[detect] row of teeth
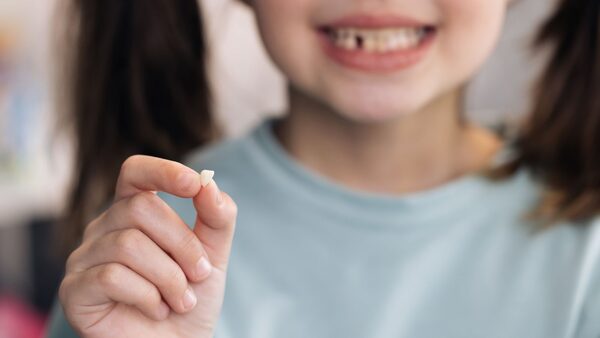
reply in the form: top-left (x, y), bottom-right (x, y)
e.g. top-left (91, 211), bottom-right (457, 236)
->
top-left (328, 28), bottom-right (429, 53)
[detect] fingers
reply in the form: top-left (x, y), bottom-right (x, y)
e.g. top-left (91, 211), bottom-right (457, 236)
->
top-left (68, 229), bottom-right (199, 314)
top-left (193, 180), bottom-right (238, 271)
top-left (115, 155), bottom-right (203, 201)
top-left (83, 192), bottom-right (212, 283)
top-left (60, 263), bottom-right (170, 322)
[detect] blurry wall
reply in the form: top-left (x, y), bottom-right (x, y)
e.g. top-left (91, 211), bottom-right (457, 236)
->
top-left (466, 0), bottom-right (552, 126)
top-left (0, 0), bottom-right (68, 302)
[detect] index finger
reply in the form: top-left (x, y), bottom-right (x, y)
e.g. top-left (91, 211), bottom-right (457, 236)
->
top-left (115, 155), bottom-right (202, 201)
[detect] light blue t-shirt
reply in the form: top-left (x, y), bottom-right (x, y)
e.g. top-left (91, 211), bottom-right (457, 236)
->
top-left (48, 119), bottom-right (600, 338)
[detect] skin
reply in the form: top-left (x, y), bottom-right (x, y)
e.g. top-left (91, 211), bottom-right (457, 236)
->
top-left (60, 1), bottom-right (509, 337)
top-left (60, 156), bottom-right (237, 337)
top-left (252, 0), bottom-right (507, 192)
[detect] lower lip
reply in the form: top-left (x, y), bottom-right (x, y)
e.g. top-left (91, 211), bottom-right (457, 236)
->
top-left (317, 29), bottom-right (436, 73)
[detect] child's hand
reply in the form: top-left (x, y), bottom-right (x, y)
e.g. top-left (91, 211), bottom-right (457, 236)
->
top-left (59, 155), bottom-right (237, 338)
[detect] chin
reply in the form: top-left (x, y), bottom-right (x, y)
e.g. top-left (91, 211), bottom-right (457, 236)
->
top-left (327, 91), bottom-right (427, 124)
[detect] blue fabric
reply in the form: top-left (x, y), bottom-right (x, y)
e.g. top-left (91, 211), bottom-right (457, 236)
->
top-left (47, 119), bottom-right (600, 338)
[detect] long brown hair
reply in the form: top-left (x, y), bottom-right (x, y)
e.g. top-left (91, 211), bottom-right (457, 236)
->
top-left (61, 0), bottom-right (215, 252)
top-left (499, 0), bottom-right (600, 223)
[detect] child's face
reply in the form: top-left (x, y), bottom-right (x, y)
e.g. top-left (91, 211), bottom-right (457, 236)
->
top-left (248, 0), bottom-right (509, 122)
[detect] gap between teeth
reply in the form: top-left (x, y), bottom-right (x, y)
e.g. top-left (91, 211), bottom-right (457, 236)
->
top-left (330, 28), bottom-right (427, 53)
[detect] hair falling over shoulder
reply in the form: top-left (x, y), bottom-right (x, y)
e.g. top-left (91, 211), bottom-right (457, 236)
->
top-left (61, 0), bottom-right (215, 252)
top-left (498, 0), bottom-right (600, 224)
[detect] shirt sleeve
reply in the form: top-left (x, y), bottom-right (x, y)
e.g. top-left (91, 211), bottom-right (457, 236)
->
top-left (45, 301), bottom-right (80, 338)
top-left (575, 220), bottom-right (600, 338)
top-left (576, 276), bottom-right (600, 337)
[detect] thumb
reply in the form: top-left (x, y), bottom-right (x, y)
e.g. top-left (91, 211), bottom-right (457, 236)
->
top-left (193, 171), bottom-right (238, 271)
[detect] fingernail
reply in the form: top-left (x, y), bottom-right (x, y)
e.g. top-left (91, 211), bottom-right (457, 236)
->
top-left (182, 287), bottom-right (197, 311)
top-left (213, 181), bottom-right (223, 205)
top-left (157, 301), bottom-right (170, 319)
top-left (195, 256), bottom-right (212, 280)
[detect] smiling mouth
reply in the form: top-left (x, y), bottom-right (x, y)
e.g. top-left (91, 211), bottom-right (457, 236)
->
top-left (319, 26), bottom-right (436, 54)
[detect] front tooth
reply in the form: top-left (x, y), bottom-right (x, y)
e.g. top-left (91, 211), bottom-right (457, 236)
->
top-left (334, 29), bottom-right (347, 47)
top-left (401, 30), bottom-right (414, 48)
top-left (363, 31), bottom-right (377, 52)
top-left (392, 31), bottom-right (405, 49)
top-left (405, 29), bottom-right (418, 46)
top-left (388, 35), bottom-right (399, 50)
top-left (382, 30), bottom-right (396, 52)
top-left (344, 29), bottom-right (358, 50)
top-left (376, 33), bottom-right (387, 53)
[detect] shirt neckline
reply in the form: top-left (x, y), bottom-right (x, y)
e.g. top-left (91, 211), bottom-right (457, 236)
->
top-left (247, 118), bottom-right (527, 229)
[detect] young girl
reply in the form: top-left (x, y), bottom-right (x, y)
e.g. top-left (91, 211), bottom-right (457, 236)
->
top-left (49, 0), bottom-right (600, 337)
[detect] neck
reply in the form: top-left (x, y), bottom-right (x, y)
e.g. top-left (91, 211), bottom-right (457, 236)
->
top-left (275, 86), bottom-right (501, 194)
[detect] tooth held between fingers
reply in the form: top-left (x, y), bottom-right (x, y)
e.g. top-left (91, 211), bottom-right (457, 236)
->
top-left (199, 170), bottom-right (215, 188)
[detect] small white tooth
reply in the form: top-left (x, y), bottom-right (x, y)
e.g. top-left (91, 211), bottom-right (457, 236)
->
top-left (344, 29), bottom-right (357, 50)
top-left (333, 29), bottom-right (345, 47)
top-left (376, 34), bottom-right (387, 53)
top-left (388, 36), bottom-right (399, 50)
top-left (363, 40), bottom-right (375, 52)
top-left (199, 170), bottom-right (214, 187)
top-left (357, 29), bottom-right (368, 41)
top-left (344, 35), bottom-right (357, 50)
top-left (383, 31), bottom-right (396, 52)
top-left (401, 29), bottom-right (411, 39)
top-left (363, 33), bottom-right (377, 52)
top-left (333, 35), bottom-right (341, 46)
top-left (401, 34), bottom-right (412, 47)
top-left (388, 35), bottom-right (399, 50)
top-left (329, 29), bottom-right (338, 41)
top-left (407, 30), bottom-right (419, 46)
top-left (395, 34), bottom-right (407, 49)
top-left (341, 29), bottom-right (351, 39)
top-left (365, 41), bottom-right (377, 52)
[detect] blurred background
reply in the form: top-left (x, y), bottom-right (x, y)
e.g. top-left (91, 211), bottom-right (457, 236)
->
top-left (0, 0), bottom-right (551, 337)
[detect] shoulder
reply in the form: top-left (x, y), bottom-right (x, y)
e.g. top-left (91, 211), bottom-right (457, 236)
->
top-left (46, 302), bottom-right (79, 338)
top-left (569, 217), bottom-right (600, 337)
top-left (579, 217), bottom-right (600, 286)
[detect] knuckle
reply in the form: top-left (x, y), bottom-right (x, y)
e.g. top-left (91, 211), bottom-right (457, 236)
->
top-left (58, 274), bottom-right (75, 305)
top-left (128, 192), bottom-right (160, 221)
top-left (120, 155), bottom-right (143, 177)
top-left (179, 230), bottom-right (202, 257)
top-left (97, 264), bottom-right (125, 290)
top-left (82, 210), bottom-right (108, 240)
top-left (160, 265), bottom-right (187, 292)
top-left (82, 218), bottom-right (97, 240)
top-left (175, 171), bottom-right (198, 196)
top-left (65, 246), bottom-right (83, 273)
top-left (162, 161), bottom-right (196, 195)
top-left (114, 229), bottom-right (145, 258)
top-left (141, 284), bottom-right (162, 307)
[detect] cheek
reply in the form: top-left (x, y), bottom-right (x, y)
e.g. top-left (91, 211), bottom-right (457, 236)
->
top-left (437, 0), bottom-right (507, 79)
top-left (253, 0), bottom-right (316, 83)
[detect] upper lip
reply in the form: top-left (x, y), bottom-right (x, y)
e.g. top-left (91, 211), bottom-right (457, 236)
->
top-left (320, 14), bottom-right (433, 29)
